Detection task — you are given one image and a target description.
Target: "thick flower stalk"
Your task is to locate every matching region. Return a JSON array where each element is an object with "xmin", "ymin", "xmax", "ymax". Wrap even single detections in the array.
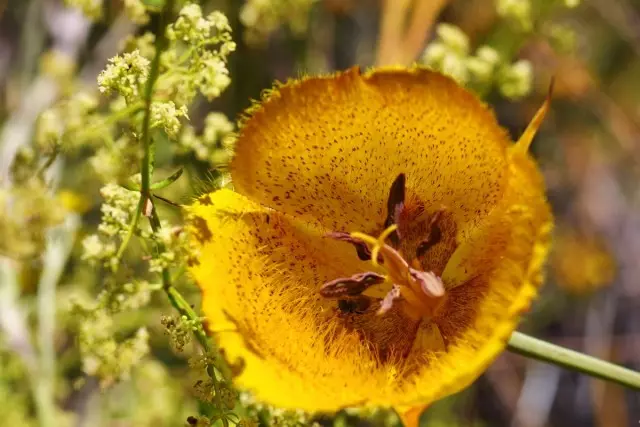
[{"xmin": 186, "ymin": 66, "xmax": 553, "ymax": 413}]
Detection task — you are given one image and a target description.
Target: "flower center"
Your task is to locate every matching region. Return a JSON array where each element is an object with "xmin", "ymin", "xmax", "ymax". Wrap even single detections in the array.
[{"xmin": 319, "ymin": 173, "xmax": 453, "ymax": 322}]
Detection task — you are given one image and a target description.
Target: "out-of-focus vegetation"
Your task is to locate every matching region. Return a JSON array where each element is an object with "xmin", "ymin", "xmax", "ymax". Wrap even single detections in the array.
[{"xmin": 0, "ymin": 0, "xmax": 638, "ymax": 426}]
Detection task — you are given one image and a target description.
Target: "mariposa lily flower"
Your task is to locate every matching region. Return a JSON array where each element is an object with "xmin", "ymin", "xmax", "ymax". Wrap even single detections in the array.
[{"xmin": 186, "ymin": 66, "xmax": 552, "ymax": 419}]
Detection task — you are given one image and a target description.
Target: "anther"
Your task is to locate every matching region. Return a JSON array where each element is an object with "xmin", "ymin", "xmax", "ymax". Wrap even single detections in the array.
[
  {"xmin": 384, "ymin": 173, "xmax": 405, "ymax": 246},
  {"xmin": 325, "ymin": 232, "xmax": 382, "ymax": 263},
  {"xmin": 416, "ymin": 210, "xmax": 444, "ymax": 258},
  {"xmin": 319, "ymin": 271, "xmax": 386, "ymax": 298}
]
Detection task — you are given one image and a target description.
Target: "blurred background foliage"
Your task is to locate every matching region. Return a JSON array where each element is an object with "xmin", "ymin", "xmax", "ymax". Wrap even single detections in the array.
[{"xmin": 0, "ymin": 0, "xmax": 639, "ymax": 426}]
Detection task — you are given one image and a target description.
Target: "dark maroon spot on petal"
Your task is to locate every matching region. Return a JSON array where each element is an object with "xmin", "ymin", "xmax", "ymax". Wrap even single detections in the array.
[
  {"xmin": 198, "ymin": 194, "xmax": 212, "ymax": 205},
  {"xmin": 377, "ymin": 284, "xmax": 402, "ymax": 315},
  {"xmin": 191, "ymin": 216, "xmax": 212, "ymax": 243},
  {"xmin": 384, "ymin": 173, "xmax": 405, "ymax": 246},
  {"xmin": 319, "ymin": 271, "xmax": 385, "ymax": 298},
  {"xmin": 409, "ymin": 269, "xmax": 445, "ymax": 298}
]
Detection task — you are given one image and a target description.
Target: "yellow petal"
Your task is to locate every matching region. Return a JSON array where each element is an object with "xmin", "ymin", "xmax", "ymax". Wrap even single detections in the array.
[{"xmin": 232, "ymin": 66, "xmax": 511, "ymax": 239}]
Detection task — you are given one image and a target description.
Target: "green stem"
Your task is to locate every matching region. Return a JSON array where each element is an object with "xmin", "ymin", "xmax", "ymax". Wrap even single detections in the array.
[
  {"xmin": 507, "ymin": 331, "xmax": 640, "ymax": 390},
  {"xmin": 137, "ymin": 3, "xmax": 232, "ymax": 418},
  {"xmin": 140, "ymin": 0, "xmax": 174, "ymax": 201},
  {"xmin": 113, "ymin": 195, "xmax": 144, "ymax": 265}
]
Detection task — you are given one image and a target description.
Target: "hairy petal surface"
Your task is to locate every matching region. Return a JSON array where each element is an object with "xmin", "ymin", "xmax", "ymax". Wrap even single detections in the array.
[{"xmin": 231, "ymin": 67, "xmax": 511, "ymax": 239}]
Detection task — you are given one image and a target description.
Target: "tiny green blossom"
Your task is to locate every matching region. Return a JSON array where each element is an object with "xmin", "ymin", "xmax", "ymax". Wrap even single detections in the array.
[
  {"xmin": 98, "ymin": 50, "xmax": 150, "ymax": 102},
  {"xmin": 440, "ymin": 54, "xmax": 469, "ymax": 85},
  {"xmin": 101, "ymin": 280, "xmax": 155, "ymax": 313},
  {"xmin": 150, "ymin": 101, "xmax": 189, "ymax": 137},
  {"xmin": 236, "ymin": 418, "xmax": 260, "ymax": 427},
  {"xmin": 70, "ymin": 295, "xmax": 150, "ymax": 387},
  {"xmin": 240, "ymin": 0, "xmax": 318, "ymax": 44},
  {"xmin": 498, "ymin": 59, "xmax": 533, "ymax": 99},
  {"xmin": 81, "ymin": 184, "xmax": 141, "ymax": 268},
  {"xmin": 422, "ymin": 26, "xmax": 532, "ymax": 99},
  {"xmin": 159, "ymin": 4, "xmax": 235, "ymax": 106},
  {"xmin": 161, "ymin": 315, "xmax": 193, "ymax": 352},
  {"xmin": 97, "ymin": 184, "xmax": 140, "ymax": 238},
  {"xmin": 122, "ymin": 32, "xmax": 156, "ymax": 59},
  {"xmin": 178, "ymin": 112, "xmax": 235, "ymax": 166},
  {"xmin": 148, "ymin": 223, "xmax": 191, "ymax": 273},
  {"xmin": 36, "ymin": 91, "xmax": 100, "ymax": 151},
  {"xmin": 90, "ymin": 135, "xmax": 141, "ymax": 183},
  {"xmin": 81, "ymin": 234, "xmax": 117, "ymax": 265},
  {"xmin": 197, "ymin": 52, "xmax": 232, "ymax": 100},
  {"xmin": 187, "ymin": 415, "xmax": 212, "ymax": 427},
  {"xmin": 436, "ymin": 23, "xmax": 470, "ymax": 55},
  {"xmin": 546, "ymin": 23, "xmax": 577, "ymax": 53},
  {"xmin": 64, "ymin": 0, "xmax": 102, "ymax": 20},
  {"xmin": 466, "ymin": 46, "xmax": 501, "ymax": 83},
  {"xmin": 496, "ymin": 0, "xmax": 533, "ymax": 32},
  {"xmin": 123, "ymin": 0, "xmax": 149, "ymax": 25}
]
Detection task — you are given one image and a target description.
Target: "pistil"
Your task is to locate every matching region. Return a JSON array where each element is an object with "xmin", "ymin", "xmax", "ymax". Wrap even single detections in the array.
[{"xmin": 320, "ymin": 224, "xmax": 446, "ymax": 320}]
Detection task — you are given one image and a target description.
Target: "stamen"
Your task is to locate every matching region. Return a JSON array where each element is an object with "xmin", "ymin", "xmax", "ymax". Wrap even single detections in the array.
[
  {"xmin": 384, "ymin": 173, "xmax": 405, "ymax": 246},
  {"xmin": 415, "ymin": 210, "xmax": 444, "ymax": 258},
  {"xmin": 320, "ymin": 271, "xmax": 386, "ymax": 298},
  {"xmin": 325, "ymin": 232, "xmax": 382, "ymax": 263}
]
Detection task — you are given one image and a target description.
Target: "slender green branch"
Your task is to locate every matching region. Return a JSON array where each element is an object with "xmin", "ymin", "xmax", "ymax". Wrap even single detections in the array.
[
  {"xmin": 113, "ymin": 195, "xmax": 144, "ymax": 265},
  {"xmin": 136, "ymin": 3, "xmax": 233, "ymax": 420},
  {"xmin": 507, "ymin": 331, "xmax": 640, "ymax": 390},
  {"xmin": 140, "ymin": 0, "xmax": 175, "ymax": 201}
]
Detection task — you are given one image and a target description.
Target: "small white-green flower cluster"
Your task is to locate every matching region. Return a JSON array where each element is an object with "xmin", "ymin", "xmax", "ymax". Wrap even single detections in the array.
[
  {"xmin": 97, "ymin": 183, "xmax": 140, "ymax": 237},
  {"xmin": 0, "ymin": 181, "xmax": 66, "ymax": 259},
  {"xmin": 101, "ymin": 279, "xmax": 156, "ymax": 313},
  {"xmin": 496, "ymin": 59, "xmax": 533, "ymax": 99},
  {"xmin": 422, "ymin": 23, "xmax": 533, "ymax": 99},
  {"xmin": 35, "ymin": 92, "xmax": 100, "ymax": 151},
  {"xmin": 64, "ymin": 0, "xmax": 103, "ymax": 20},
  {"xmin": 98, "ymin": 50, "xmax": 151, "ymax": 103},
  {"xmin": 545, "ymin": 23, "xmax": 577, "ymax": 54},
  {"xmin": 497, "ymin": 0, "xmax": 582, "ymax": 32},
  {"xmin": 179, "ymin": 112, "xmax": 235, "ymax": 166},
  {"xmin": 148, "ymin": 222, "xmax": 191, "ymax": 273},
  {"xmin": 122, "ymin": 32, "xmax": 156, "ymax": 59},
  {"xmin": 162, "ymin": 4, "xmax": 236, "ymax": 105},
  {"xmin": 70, "ymin": 291, "xmax": 151, "ymax": 387},
  {"xmin": 66, "ymin": 0, "xmax": 151, "ymax": 23},
  {"xmin": 89, "ymin": 134, "xmax": 142, "ymax": 183},
  {"xmin": 239, "ymin": 392, "xmax": 315, "ymax": 427},
  {"xmin": 150, "ymin": 101, "xmax": 189, "ymax": 138},
  {"xmin": 82, "ymin": 184, "xmax": 140, "ymax": 269},
  {"xmin": 123, "ymin": 0, "xmax": 150, "ymax": 25},
  {"xmin": 240, "ymin": 0, "xmax": 318, "ymax": 44},
  {"xmin": 496, "ymin": 0, "xmax": 533, "ymax": 32}
]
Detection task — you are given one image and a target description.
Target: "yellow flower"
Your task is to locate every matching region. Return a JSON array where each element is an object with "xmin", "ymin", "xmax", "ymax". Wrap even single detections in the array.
[
  {"xmin": 551, "ymin": 229, "xmax": 615, "ymax": 295},
  {"xmin": 186, "ymin": 67, "xmax": 553, "ymax": 414}
]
